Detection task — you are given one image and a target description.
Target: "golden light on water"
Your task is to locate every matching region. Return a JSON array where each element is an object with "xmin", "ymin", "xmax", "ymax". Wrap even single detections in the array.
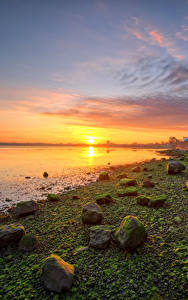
[{"xmin": 88, "ymin": 146, "xmax": 95, "ymax": 157}]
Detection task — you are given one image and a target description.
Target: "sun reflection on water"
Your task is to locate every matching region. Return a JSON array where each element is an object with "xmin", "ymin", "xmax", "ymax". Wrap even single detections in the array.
[{"xmin": 88, "ymin": 146, "xmax": 95, "ymax": 157}]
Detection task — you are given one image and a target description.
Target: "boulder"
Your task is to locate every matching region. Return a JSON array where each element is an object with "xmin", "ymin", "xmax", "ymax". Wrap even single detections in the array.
[
  {"xmin": 0, "ymin": 224, "xmax": 25, "ymax": 249},
  {"xmin": 117, "ymin": 187, "xmax": 138, "ymax": 197},
  {"xmin": 95, "ymin": 193, "xmax": 113, "ymax": 205},
  {"xmin": 19, "ymin": 234, "xmax": 38, "ymax": 251},
  {"xmin": 72, "ymin": 195, "xmax": 80, "ymax": 200},
  {"xmin": 43, "ymin": 172, "xmax": 48, "ymax": 178},
  {"xmin": 132, "ymin": 166, "xmax": 141, "ymax": 172},
  {"xmin": 42, "ymin": 255, "xmax": 74, "ymax": 292},
  {"xmin": 13, "ymin": 200, "xmax": 39, "ymax": 217},
  {"xmin": 117, "ymin": 173, "xmax": 128, "ymax": 179},
  {"xmin": 98, "ymin": 171, "xmax": 110, "ymax": 181},
  {"xmin": 148, "ymin": 195, "xmax": 167, "ymax": 207},
  {"xmin": 143, "ymin": 180, "xmax": 155, "ymax": 188},
  {"xmin": 119, "ymin": 178, "xmax": 137, "ymax": 187},
  {"xmin": 89, "ymin": 225, "xmax": 113, "ymax": 249},
  {"xmin": 82, "ymin": 202, "xmax": 103, "ymax": 224},
  {"xmin": 47, "ymin": 194, "xmax": 60, "ymax": 202},
  {"xmin": 114, "ymin": 215, "xmax": 147, "ymax": 249},
  {"xmin": 136, "ymin": 195, "xmax": 150, "ymax": 206},
  {"xmin": 167, "ymin": 161, "xmax": 185, "ymax": 174}
]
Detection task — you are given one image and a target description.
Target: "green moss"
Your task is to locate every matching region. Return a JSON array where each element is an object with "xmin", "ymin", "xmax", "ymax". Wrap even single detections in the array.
[
  {"xmin": 98, "ymin": 171, "xmax": 110, "ymax": 181},
  {"xmin": 95, "ymin": 192, "xmax": 112, "ymax": 204},
  {"xmin": 47, "ymin": 194, "xmax": 60, "ymax": 202},
  {"xmin": 117, "ymin": 186, "xmax": 138, "ymax": 196},
  {"xmin": 119, "ymin": 178, "xmax": 137, "ymax": 186},
  {"xmin": 19, "ymin": 234, "xmax": 38, "ymax": 251}
]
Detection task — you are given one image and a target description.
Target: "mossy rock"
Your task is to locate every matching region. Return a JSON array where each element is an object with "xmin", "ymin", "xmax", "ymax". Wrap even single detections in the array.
[
  {"xmin": 142, "ymin": 180, "xmax": 155, "ymax": 188},
  {"xmin": 174, "ymin": 216, "xmax": 182, "ymax": 224},
  {"xmin": 95, "ymin": 193, "xmax": 113, "ymax": 205},
  {"xmin": 119, "ymin": 178, "xmax": 137, "ymax": 187},
  {"xmin": 89, "ymin": 225, "xmax": 114, "ymax": 249},
  {"xmin": 116, "ymin": 173, "xmax": 128, "ymax": 179},
  {"xmin": 13, "ymin": 200, "xmax": 39, "ymax": 217},
  {"xmin": 19, "ymin": 234, "xmax": 38, "ymax": 251},
  {"xmin": 117, "ymin": 186, "xmax": 138, "ymax": 197},
  {"xmin": 132, "ymin": 166, "xmax": 142, "ymax": 172},
  {"xmin": 166, "ymin": 161, "xmax": 185, "ymax": 174},
  {"xmin": 114, "ymin": 215, "xmax": 147, "ymax": 249},
  {"xmin": 98, "ymin": 171, "xmax": 110, "ymax": 181},
  {"xmin": 82, "ymin": 202, "xmax": 103, "ymax": 224},
  {"xmin": 136, "ymin": 195, "xmax": 151, "ymax": 206},
  {"xmin": 47, "ymin": 194, "xmax": 60, "ymax": 202},
  {"xmin": 42, "ymin": 254, "xmax": 74, "ymax": 292},
  {"xmin": 148, "ymin": 195, "xmax": 167, "ymax": 208},
  {"xmin": 0, "ymin": 224, "xmax": 25, "ymax": 248}
]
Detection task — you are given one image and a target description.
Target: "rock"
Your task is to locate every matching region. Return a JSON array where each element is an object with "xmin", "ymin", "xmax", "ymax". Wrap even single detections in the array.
[
  {"xmin": 147, "ymin": 175, "xmax": 152, "ymax": 179},
  {"xmin": 95, "ymin": 193, "xmax": 113, "ymax": 205},
  {"xmin": 117, "ymin": 173, "xmax": 128, "ymax": 179},
  {"xmin": 0, "ymin": 224, "xmax": 25, "ymax": 249},
  {"xmin": 143, "ymin": 180, "xmax": 155, "ymax": 188},
  {"xmin": 98, "ymin": 171, "xmax": 110, "ymax": 181},
  {"xmin": 72, "ymin": 195, "xmax": 80, "ymax": 200},
  {"xmin": 132, "ymin": 166, "xmax": 141, "ymax": 172},
  {"xmin": 5, "ymin": 198, "xmax": 12, "ymax": 202},
  {"xmin": 89, "ymin": 225, "xmax": 114, "ymax": 249},
  {"xmin": 42, "ymin": 255, "xmax": 74, "ymax": 292},
  {"xmin": 47, "ymin": 194, "xmax": 60, "ymax": 202},
  {"xmin": 19, "ymin": 234, "xmax": 38, "ymax": 251},
  {"xmin": 73, "ymin": 246, "xmax": 89, "ymax": 255},
  {"xmin": 167, "ymin": 161, "xmax": 185, "ymax": 174},
  {"xmin": 174, "ymin": 216, "xmax": 182, "ymax": 224},
  {"xmin": 13, "ymin": 200, "xmax": 39, "ymax": 217},
  {"xmin": 114, "ymin": 216, "xmax": 147, "ymax": 249},
  {"xmin": 25, "ymin": 176, "xmax": 31, "ymax": 179},
  {"xmin": 148, "ymin": 195, "xmax": 167, "ymax": 207},
  {"xmin": 117, "ymin": 187, "xmax": 138, "ymax": 197},
  {"xmin": 143, "ymin": 167, "xmax": 148, "ymax": 171},
  {"xmin": 119, "ymin": 178, "xmax": 137, "ymax": 187},
  {"xmin": 43, "ymin": 172, "xmax": 48, "ymax": 178},
  {"xmin": 136, "ymin": 195, "xmax": 150, "ymax": 206},
  {"xmin": 82, "ymin": 202, "xmax": 103, "ymax": 224}
]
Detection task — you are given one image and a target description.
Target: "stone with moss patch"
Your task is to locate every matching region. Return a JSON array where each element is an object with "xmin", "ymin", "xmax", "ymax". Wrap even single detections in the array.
[
  {"xmin": 119, "ymin": 178, "xmax": 137, "ymax": 187},
  {"xmin": 0, "ymin": 224, "xmax": 25, "ymax": 248},
  {"xmin": 117, "ymin": 186, "xmax": 138, "ymax": 197},
  {"xmin": 89, "ymin": 225, "xmax": 114, "ymax": 249},
  {"xmin": 82, "ymin": 202, "xmax": 103, "ymax": 224},
  {"xmin": 98, "ymin": 171, "xmax": 110, "ymax": 181},
  {"xmin": 136, "ymin": 195, "xmax": 151, "ymax": 206},
  {"xmin": 47, "ymin": 194, "xmax": 60, "ymax": 202},
  {"xmin": 115, "ymin": 215, "xmax": 147, "ymax": 249},
  {"xmin": 167, "ymin": 161, "xmax": 185, "ymax": 174},
  {"xmin": 95, "ymin": 193, "xmax": 113, "ymax": 205},
  {"xmin": 117, "ymin": 173, "xmax": 128, "ymax": 179},
  {"xmin": 19, "ymin": 234, "xmax": 38, "ymax": 251},
  {"xmin": 174, "ymin": 216, "xmax": 182, "ymax": 224},
  {"xmin": 132, "ymin": 166, "xmax": 141, "ymax": 172},
  {"xmin": 143, "ymin": 180, "xmax": 155, "ymax": 188},
  {"xmin": 148, "ymin": 195, "xmax": 167, "ymax": 208},
  {"xmin": 13, "ymin": 200, "xmax": 39, "ymax": 217},
  {"xmin": 42, "ymin": 254, "xmax": 74, "ymax": 292}
]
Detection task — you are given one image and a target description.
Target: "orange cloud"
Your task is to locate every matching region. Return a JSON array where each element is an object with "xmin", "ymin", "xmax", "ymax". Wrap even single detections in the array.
[{"xmin": 149, "ymin": 31, "xmax": 164, "ymax": 46}]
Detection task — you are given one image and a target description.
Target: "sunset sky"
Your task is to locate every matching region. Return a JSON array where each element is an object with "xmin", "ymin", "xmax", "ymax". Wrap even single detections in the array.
[{"xmin": 0, "ymin": 0, "xmax": 188, "ymax": 144}]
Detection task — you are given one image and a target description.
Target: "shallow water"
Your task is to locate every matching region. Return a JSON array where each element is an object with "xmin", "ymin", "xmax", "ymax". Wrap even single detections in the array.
[{"xmin": 0, "ymin": 146, "xmax": 165, "ymax": 211}]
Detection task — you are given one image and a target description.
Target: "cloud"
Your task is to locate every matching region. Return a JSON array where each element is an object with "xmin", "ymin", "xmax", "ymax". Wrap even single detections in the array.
[
  {"xmin": 41, "ymin": 95, "xmax": 188, "ymax": 131},
  {"xmin": 116, "ymin": 55, "xmax": 188, "ymax": 95}
]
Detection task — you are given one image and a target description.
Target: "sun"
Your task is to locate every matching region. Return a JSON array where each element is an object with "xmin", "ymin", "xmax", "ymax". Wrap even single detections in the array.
[{"xmin": 88, "ymin": 137, "xmax": 95, "ymax": 144}]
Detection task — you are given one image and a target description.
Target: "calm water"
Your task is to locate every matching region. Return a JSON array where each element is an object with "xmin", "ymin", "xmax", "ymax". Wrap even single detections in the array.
[{"xmin": 0, "ymin": 146, "xmax": 165, "ymax": 211}]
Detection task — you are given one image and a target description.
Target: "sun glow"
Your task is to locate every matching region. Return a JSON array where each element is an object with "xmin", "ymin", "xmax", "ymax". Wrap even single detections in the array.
[{"xmin": 88, "ymin": 137, "xmax": 95, "ymax": 144}]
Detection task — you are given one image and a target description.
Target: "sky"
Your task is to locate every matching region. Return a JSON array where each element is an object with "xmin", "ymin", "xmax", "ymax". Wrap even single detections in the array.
[{"xmin": 0, "ymin": 0, "xmax": 188, "ymax": 144}]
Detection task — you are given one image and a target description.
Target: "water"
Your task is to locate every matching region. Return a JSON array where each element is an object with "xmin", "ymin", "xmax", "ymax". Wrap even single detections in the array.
[{"xmin": 0, "ymin": 146, "xmax": 165, "ymax": 211}]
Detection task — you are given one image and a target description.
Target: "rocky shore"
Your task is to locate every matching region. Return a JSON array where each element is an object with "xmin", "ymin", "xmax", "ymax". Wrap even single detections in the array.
[{"xmin": 0, "ymin": 154, "xmax": 188, "ymax": 299}]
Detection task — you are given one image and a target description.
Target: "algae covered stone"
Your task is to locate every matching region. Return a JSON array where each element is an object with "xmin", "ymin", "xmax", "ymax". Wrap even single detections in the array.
[
  {"xmin": 19, "ymin": 234, "xmax": 38, "ymax": 251},
  {"xmin": 42, "ymin": 254, "xmax": 74, "ymax": 292},
  {"xmin": 47, "ymin": 194, "xmax": 60, "ymax": 202},
  {"xmin": 115, "ymin": 215, "xmax": 147, "ymax": 249},
  {"xmin": 167, "ymin": 161, "xmax": 185, "ymax": 174},
  {"xmin": 89, "ymin": 225, "xmax": 114, "ymax": 249},
  {"xmin": 119, "ymin": 178, "xmax": 137, "ymax": 187},
  {"xmin": 136, "ymin": 195, "xmax": 151, "ymax": 206},
  {"xmin": 132, "ymin": 166, "xmax": 141, "ymax": 172},
  {"xmin": 98, "ymin": 171, "xmax": 110, "ymax": 181},
  {"xmin": 95, "ymin": 193, "xmax": 113, "ymax": 205},
  {"xmin": 13, "ymin": 200, "xmax": 39, "ymax": 217},
  {"xmin": 148, "ymin": 195, "xmax": 167, "ymax": 207},
  {"xmin": 143, "ymin": 180, "xmax": 155, "ymax": 188},
  {"xmin": 117, "ymin": 186, "xmax": 138, "ymax": 197},
  {"xmin": 82, "ymin": 202, "xmax": 103, "ymax": 224},
  {"xmin": 0, "ymin": 224, "xmax": 25, "ymax": 249}
]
